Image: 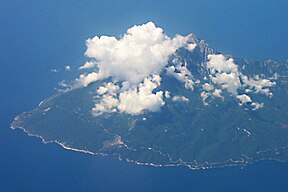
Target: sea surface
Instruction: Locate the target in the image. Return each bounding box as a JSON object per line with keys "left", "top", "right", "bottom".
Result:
{"left": 1, "top": 1, "right": 288, "bottom": 191}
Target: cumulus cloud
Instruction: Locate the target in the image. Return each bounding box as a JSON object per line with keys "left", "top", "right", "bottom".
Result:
{"left": 207, "top": 54, "right": 241, "bottom": 95}
{"left": 201, "top": 83, "right": 223, "bottom": 104}
{"left": 82, "top": 22, "right": 191, "bottom": 86}
{"left": 164, "top": 91, "right": 171, "bottom": 98}
{"left": 166, "top": 58, "right": 194, "bottom": 90}
{"left": 92, "top": 94, "right": 119, "bottom": 115}
{"left": 172, "top": 95, "right": 189, "bottom": 102}
{"left": 65, "top": 65, "right": 71, "bottom": 71}
{"left": 200, "top": 91, "right": 209, "bottom": 106}
{"left": 212, "top": 89, "right": 223, "bottom": 98}
{"left": 203, "top": 83, "right": 214, "bottom": 91}
{"left": 78, "top": 72, "right": 104, "bottom": 87}
{"left": 79, "top": 61, "right": 98, "bottom": 69}
{"left": 204, "top": 54, "right": 275, "bottom": 109}
{"left": 92, "top": 75, "right": 164, "bottom": 115}
{"left": 251, "top": 102, "right": 264, "bottom": 110}
{"left": 75, "top": 22, "right": 195, "bottom": 115}
{"left": 186, "top": 43, "right": 197, "bottom": 51}
{"left": 241, "top": 75, "right": 275, "bottom": 96}
{"left": 74, "top": 22, "right": 276, "bottom": 115}
{"left": 96, "top": 82, "right": 120, "bottom": 96}
{"left": 236, "top": 94, "right": 252, "bottom": 105}
{"left": 207, "top": 55, "right": 238, "bottom": 74}
{"left": 117, "top": 75, "right": 164, "bottom": 114}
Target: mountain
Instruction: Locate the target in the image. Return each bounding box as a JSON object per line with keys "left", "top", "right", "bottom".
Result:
{"left": 11, "top": 33, "right": 288, "bottom": 170}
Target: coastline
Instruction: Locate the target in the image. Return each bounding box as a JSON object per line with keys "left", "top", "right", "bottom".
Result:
{"left": 11, "top": 113, "right": 288, "bottom": 171}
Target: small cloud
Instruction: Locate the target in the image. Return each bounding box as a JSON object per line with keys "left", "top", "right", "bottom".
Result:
{"left": 237, "top": 94, "right": 252, "bottom": 105}
{"left": 96, "top": 82, "right": 120, "bottom": 96}
{"left": 172, "top": 95, "right": 189, "bottom": 102}
{"left": 77, "top": 72, "right": 103, "bottom": 87}
{"left": 186, "top": 43, "right": 197, "bottom": 51}
{"left": 79, "top": 61, "right": 97, "bottom": 69}
{"left": 251, "top": 102, "right": 264, "bottom": 110}
{"left": 207, "top": 54, "right": 241, "bottom": 95}
{"left": 166, "top": 58, "right": 194, "bottom": 90}
{"left": 65, "top": 65, "right": 71, "bottom": 71}
{"left": 212, "top": 89, "right": 223, "bottom": 99}
{"left": 207, "top": 54, "right": 239, "bottom": 75}
{"left": 203, "top": 83, "right": 214, "bottom": 91}
{"left": 51, "top": 68, "right": 60, "bottom": 73}
{"left": 164, "top": 91, "right": 171, "bottom": 99}
{"left": 241, "top": 75, "right": 275, "bottom": 96}
{"left": 92, "top": 94, "right": 119, "bottom": 115}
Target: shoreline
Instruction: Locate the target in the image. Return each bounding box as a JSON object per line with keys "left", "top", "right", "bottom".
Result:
{"left": 11, "top": 114, "right": 288, "bottom": 171}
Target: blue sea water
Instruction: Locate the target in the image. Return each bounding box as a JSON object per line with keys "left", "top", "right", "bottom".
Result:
{"left": 1, "top": 1, "right": 288, "bottom": 191}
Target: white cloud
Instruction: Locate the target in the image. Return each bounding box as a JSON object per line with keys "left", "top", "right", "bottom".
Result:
{"left": 164, "top": 91, "right": 171, "bottom": 98}
{"left": 166, "top": 58, "right": 194, "bottom": 90}
{"left": 79, "top": 61, "right": 97, "bottom": 69}
{"left": 212, "top": 89, "right": 223, "bottom": 98}
{"left": 186, "top": 43, "right": 197, "bottom": 51}
{"left": 77, "top": 72, "right": 104, "bottom": 87}
{"left": 200, "top": 91, "right": 209, "bottom": 106}
{"left": 200, "top": 83, "right": 223, "bottom": 105}
{"left": 207, "top": 54, "right": 238, "bottom": 74}
{"left": 83, "top": 21, "right": 190, "bottom": 85}
{"left": 236, "top": 94, "right": 252, "bottom": 105}
{"left": 203, "top": 83, "right": 214, "bottom": 91}
{"left": 172, "top": 95, "right": 189, "bottom": 102}
{"left": 96, "top": 86, "right": 108, "bottom": 95}
{"left": 92, "top": 75, "right": 165, "bottom": 115}
{"left": 207, "top": 54, "right": 241, "bottom": 95}
{"left": 117, "top": 75, "right": 164, "bottom": 115}
{"left": 76, "top": 22, "right": 196, "bottom": 115}
{"left": 205, "top": 54, "right": 275, "bottom": 109}
{"left": 51, "top": 68, "right": 60, "bottom": 73}
{"left": 241, "top": 75, "right": 275, "bottom": 96}
{"left": 65, "top": 65, "right": 71, "bottom": 71}
{"left": 73, "top": 22, "right": 277, "bottom": 115}
{"left": 209, "top": 72, "right": 241, "bottom": 95}
{"left": 96, "top": 82, "right": 120, "bottom": 96}
{"left": 92, "top": 94, "right": 119, "bottom": 115}
{"left": 251, "top": 102, "right": 264, "bottom": 110}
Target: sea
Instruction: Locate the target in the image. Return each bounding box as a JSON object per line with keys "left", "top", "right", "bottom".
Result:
{"left": 1, "top": 1, "right": 288, "bottom": 191}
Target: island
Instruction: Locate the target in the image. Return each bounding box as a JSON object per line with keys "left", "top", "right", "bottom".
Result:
{"left": 12, "top": 22, "right": 288, "bottom": 170}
